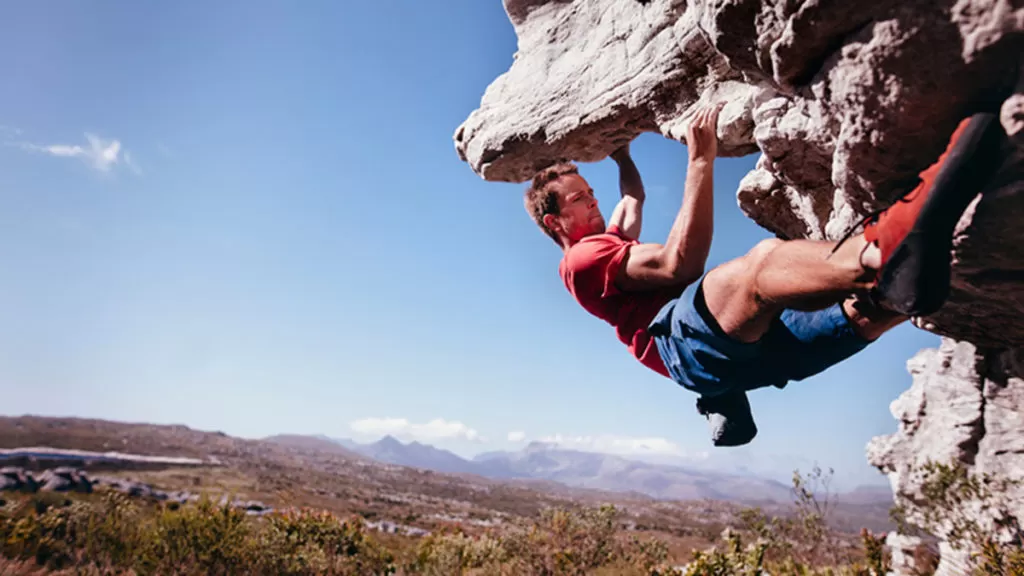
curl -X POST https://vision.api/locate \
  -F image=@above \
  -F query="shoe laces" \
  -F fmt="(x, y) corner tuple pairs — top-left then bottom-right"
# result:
(827, 178), (922, 258)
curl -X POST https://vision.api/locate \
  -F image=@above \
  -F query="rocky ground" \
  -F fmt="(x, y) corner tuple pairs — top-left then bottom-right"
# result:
(0, 466), (272, 516)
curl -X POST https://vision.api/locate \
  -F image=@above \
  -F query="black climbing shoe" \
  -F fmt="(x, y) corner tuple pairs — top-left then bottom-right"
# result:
(696, 388), (757, 447)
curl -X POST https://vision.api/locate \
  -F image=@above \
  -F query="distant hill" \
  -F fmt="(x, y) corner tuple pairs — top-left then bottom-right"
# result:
(262, 434), (367, 461)
(471, 441), (795, 503)
(0, 415), (896, 533)
(349, 435), (483, 475)
(323, 437), (796, 503)
(837, 483), (895, 503)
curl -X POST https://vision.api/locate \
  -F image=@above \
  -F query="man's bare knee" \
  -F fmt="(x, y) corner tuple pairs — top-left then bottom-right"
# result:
(748, 238), (785, 305)
(705, 239), (782, 297)
(702, 239), (787, 342)
(747, 238), (784, 261)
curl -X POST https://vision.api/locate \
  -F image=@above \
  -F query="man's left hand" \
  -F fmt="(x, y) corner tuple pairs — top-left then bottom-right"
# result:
(610, 142), (631, 162)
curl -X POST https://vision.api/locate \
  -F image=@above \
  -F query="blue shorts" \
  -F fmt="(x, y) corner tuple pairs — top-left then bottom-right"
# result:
(648, 276), (871, 397)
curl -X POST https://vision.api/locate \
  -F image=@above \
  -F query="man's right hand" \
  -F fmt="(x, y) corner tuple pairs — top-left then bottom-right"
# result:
(609, 142), (631, 163)
(685, 103), (723, 161)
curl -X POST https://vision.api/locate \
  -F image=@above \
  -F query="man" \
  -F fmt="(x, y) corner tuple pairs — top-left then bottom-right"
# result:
(524, 103), (1012, 447)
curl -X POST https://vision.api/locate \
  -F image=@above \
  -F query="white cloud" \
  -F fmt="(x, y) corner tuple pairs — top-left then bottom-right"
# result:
(507, 431), (527, 443)
(350, 417), (485, 443)
(538, 433), (688, 457)
(11, 132), (138, 174)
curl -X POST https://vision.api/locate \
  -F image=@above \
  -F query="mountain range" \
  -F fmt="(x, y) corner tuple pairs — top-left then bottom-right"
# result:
(265, 434), (890, 505)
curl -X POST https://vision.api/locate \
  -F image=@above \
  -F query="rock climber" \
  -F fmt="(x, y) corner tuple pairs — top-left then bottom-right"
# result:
(523, 103), (1012, 447)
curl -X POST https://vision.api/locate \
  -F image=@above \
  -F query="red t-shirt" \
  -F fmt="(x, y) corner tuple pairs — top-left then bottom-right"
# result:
(559, 225), (676, 379)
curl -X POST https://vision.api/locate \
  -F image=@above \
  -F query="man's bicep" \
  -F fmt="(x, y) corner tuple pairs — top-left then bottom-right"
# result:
(615, 242), (678, 291)
(608, 197), (643, 240)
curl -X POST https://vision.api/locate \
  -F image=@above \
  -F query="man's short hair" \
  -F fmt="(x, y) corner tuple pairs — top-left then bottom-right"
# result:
(523, 162), (579, 245)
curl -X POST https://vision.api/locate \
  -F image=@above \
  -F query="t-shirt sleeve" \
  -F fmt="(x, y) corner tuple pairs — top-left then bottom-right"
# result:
(563, 235), (631, 300)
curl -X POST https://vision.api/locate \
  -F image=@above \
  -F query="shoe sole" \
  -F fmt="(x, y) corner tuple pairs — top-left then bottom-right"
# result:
(876, 113), (1003, 317)
(699, 390), (758, 447)
(712, 424), (757, 447)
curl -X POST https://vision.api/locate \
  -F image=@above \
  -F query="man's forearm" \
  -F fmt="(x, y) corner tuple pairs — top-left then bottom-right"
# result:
(613, 105), (720, 290)
(615, 154), (646, 202)
(662, 156), (714, 279)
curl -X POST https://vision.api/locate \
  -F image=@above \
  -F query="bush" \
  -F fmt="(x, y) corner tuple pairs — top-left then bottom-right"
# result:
(409, 529), (508, 575)
(0, 491), (396, 576)
(704, 467), (893, 576)
(405, 504), (683, 576)
(500, 504), (620, 575)
(259, 508), (396, 575)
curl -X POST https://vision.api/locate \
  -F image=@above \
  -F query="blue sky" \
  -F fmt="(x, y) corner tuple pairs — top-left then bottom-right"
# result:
(0, 1), (940, 489)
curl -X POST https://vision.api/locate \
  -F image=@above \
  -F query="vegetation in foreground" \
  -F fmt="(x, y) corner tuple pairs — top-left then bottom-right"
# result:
(889, 460), (1023, 576)
(1, 461), (1019, 575)
(0, 468), (873, 576)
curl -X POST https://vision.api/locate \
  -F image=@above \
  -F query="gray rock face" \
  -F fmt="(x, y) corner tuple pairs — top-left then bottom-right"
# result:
(455, 0), (1020, 232)
(456, 1), (1022, 572)
(867, 340), (1024, 575)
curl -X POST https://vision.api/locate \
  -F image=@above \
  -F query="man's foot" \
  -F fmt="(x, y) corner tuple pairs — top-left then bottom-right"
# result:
(863, 112), (1004, 317)
(696, 389), (757, 447)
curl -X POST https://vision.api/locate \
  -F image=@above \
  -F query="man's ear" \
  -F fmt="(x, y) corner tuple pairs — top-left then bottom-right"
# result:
(542, 213), (561, 235)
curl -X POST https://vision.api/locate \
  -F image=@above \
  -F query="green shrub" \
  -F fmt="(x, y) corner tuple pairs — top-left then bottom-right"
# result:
(259, 507), (396, 576)
(683, 527), (767, 576)
(500, 504), (620, 575)
(409, 528), (508, 575)
(406, 504), (683, 576)
(0, 490), (397, 576)
(702, 467), (895, 576)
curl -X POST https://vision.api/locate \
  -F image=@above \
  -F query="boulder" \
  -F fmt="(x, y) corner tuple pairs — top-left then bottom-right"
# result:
(454, 1), (1023, 571)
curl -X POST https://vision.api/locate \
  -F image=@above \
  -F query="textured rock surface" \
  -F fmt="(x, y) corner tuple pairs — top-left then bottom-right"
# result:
(867, 340), (1024, 575)
(455, 0), (1021, 236)
(885, 533), (929, 576)
(456, 0), (1023, 572)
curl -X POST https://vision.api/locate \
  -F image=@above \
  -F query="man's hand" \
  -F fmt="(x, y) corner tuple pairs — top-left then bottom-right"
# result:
(610, 142), (631, 163)
(686, 103), (723, 161)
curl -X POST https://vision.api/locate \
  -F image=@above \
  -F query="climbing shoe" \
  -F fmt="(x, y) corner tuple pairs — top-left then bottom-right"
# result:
(857, 113), (1004, 317)
(696, 388), (757, 447)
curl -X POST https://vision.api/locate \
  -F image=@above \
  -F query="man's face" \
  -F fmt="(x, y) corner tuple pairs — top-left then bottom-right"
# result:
(547, 173), (606, 243)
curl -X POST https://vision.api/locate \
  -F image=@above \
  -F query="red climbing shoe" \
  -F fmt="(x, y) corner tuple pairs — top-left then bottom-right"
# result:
(863, 112), (1004, 317)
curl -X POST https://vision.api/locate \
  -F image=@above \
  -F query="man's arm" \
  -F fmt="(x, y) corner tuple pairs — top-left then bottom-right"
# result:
(607, 143), (645, 240)
(615, 104), (721, 291)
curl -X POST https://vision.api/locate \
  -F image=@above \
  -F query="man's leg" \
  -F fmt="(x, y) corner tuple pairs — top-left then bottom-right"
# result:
(684, 236), (901, 448)
(706, 111), (1006, 345)
(703, 234), (887, 344)
(661, 112), (1004, 447)
(686, 113), (1004, 448)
